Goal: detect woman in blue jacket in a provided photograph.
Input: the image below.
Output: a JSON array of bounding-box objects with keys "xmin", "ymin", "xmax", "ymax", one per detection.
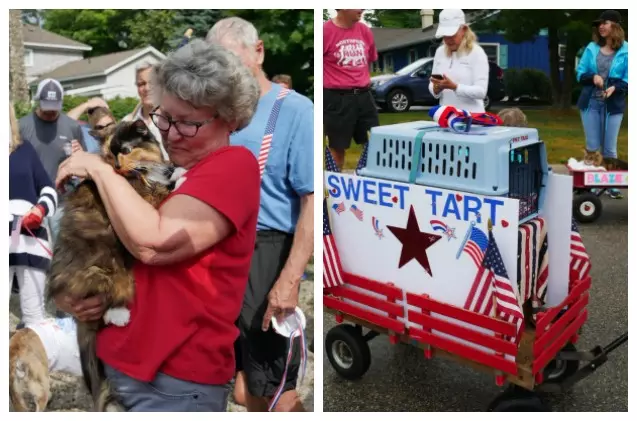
[{"xmin": 576, "ymin": 10, "xmax": 628, "ymax": 199}]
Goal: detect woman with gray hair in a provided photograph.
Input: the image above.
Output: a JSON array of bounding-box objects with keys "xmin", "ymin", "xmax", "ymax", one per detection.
[{"xmin": 51, "ymin": 39, "xmax": 261, "ymax": 412}]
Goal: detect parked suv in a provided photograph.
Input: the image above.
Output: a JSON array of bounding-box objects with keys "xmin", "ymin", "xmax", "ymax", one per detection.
[{"xmin": 371, "ymin": 57, "xmax": 506, "ymax": 112}]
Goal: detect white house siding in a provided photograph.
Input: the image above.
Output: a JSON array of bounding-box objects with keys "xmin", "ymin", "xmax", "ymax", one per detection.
[
  {"xmin": 26, "ymin": 48, "xmax": 84, "ymax": 83},
  {"xmin": 100, "ymin": 52, "xmax": 163, "ymax": 99}
]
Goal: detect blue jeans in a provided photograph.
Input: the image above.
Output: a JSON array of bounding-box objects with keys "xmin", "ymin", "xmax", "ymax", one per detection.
[
  {"xmin": 580, "ymin": 98, "xmax": 623, "ymax": 159},
  {"xmin": 104, "ymin": 364, "xmax": 230, "ymax": 412}
]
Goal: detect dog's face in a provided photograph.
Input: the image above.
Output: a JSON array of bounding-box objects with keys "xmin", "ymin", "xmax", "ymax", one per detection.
[
  {"xmin": 101, "ymin": 120, "xmax": 174, "ymax": 187},
  {"xmin": 583, "ymin": 149, "xmax": 603, "ymax": 166}
]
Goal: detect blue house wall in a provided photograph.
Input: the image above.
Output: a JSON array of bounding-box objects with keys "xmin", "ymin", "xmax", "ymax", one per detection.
[
  {"xmin": 477, "ymin": 33, "xmax": 550, "ymax": 74},
  {"xmin": 377, "ymin": 32, "xmax": 554, "ymax": 75}
]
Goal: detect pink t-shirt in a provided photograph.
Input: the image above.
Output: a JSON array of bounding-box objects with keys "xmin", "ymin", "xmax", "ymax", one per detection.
[{"xmin": 323, "ymin": 19, "xmax": 378, "ymax": 89}]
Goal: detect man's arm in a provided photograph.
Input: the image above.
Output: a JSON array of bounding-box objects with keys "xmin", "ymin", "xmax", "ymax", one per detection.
[
  {"xmin": 279, "ymin": 193, "xmax": 314, "ymax": 283},
  {"xmin": 261, "ymin": 100, "xmax": 314, "ymax": 329}
]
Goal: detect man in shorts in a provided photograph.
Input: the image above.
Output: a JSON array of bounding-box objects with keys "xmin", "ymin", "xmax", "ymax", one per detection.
[
  {"xmin": 207, "ymin": 17, "xmax": 314, "ymax": 412},
  {"xmin": 324, "ymin": 9, "xmax": 379, "ymax": 170}
]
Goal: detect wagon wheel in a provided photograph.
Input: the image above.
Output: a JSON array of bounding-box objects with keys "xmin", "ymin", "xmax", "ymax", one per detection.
[
  {"xmin": 542, "ymin": 342, "xmax": 580, "ymax": 384},
  {"xmin": 487, "ymin": 385, "xmax": 550, "ymax": 412},
  {"xmin": 325, "ymin": 324, "xmax": 372, "ymax": 380},
  {"xmin": 573, "ymin": 192, "xmax": 602, "ymax": 223}
]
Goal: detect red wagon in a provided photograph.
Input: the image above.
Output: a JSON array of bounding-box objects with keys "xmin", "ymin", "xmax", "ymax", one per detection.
[
  {"xmin": 324, "ymin": 270, "xmax": 626, "ymax": 411},
  {"xmin": 566, "ymin": 160, "xmax": 628, "ymax": 223}
]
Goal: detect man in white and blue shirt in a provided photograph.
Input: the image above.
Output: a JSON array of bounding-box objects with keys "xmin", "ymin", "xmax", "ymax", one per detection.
[{"xmin": 207, "ymin": 17, "xmax": 314, "ymax": 412}]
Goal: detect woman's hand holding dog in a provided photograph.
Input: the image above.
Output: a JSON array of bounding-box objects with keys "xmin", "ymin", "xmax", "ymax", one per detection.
[{"xmin": 55, "ymin": 293, "xmax": 107, "ymax": 322}]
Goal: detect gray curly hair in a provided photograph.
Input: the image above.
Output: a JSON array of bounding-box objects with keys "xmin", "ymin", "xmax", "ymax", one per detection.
[{"xmin": 151, "ymin": 39, "xmax": 259, "ymax": 130}]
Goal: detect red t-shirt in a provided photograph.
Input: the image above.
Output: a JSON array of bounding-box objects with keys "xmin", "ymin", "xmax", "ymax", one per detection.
[
  {"xmin": 96, "ymin": 146, "xmax": 260, "ymax": 385},
  {"xmin": 323, "ymin": 19, "xmax": 378, "ymax": 89}
]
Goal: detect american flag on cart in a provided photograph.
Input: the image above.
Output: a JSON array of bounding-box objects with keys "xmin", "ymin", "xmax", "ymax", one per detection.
[
  {"xmin": 570, "ymin": 218, "xmax": 591, "ymax": 289},
  {"xmin": 324, "ymin": 147, "xmax": 345, "ymax": 289},
  {"xmin": 464, "ymin": 230, "xmax": 524, "ymax": 342},
  {"xmin": 517, "ymin": 218, "xmax": 549, "ymax": 310}
]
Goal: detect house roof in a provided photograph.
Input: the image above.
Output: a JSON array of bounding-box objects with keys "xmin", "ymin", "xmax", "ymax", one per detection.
[
  {"xmin": 23, "ymin": 24, "xmax": 92, "ymax": 51},
  {"xmin": 373, "ymin": 26, "xmax": 437, "ymax": 53},
  {"xmin": 31, "ymin": 46, "xmax": 166, "ymax": 85},
  {"xmin": 374, "ymin": 10, "xmax": 501, "ymax": 53}
]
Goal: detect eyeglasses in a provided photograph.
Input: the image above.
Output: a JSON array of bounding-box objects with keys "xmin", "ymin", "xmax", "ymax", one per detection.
[
  {"xmin": 94, "ymin": 122, "xmax": 114, "ymax": 131},
  {"xmin": 149, "ymin": 107, "xmax": 218, "ymax": 138}
]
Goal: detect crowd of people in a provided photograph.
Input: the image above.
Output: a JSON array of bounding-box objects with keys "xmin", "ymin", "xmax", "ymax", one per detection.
[{"xmin": 9, "ymin": 16, "xmax": 313, "ymax": 412}]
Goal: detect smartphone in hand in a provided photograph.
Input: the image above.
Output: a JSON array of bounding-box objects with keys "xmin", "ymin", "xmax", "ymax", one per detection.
[{"xmin": 431, "ymin": 74, "xmax": 444, "ymax": 80}]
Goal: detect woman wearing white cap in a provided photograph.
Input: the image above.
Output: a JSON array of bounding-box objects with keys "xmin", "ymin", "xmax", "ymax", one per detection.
[{"xmin": 429, "ymin": 9, "xmax": 489, "ymax": 113}]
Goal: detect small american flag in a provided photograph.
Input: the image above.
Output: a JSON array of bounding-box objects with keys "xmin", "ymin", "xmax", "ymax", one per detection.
[
  {"xmin": 461, "ymin": 225, "xmax": 489, "ymax": 268},
  {"xmin": 324, "ymin": 199, "xmax": 345, "ymax": 289},
  {"xmin": 356, "ymin": 142, "xmax": 369, "ymax": 174},
  {"xmin": 464, "ymin": 230, "xmax": 524, "ymax": 342},
  {"xmin": 332, "ymin": 202, "xmax": 345, "ymax": 215},
  {"xmin": 350, "ymin": 204, "xmax": 364, "ymax": 221},
  {"xmin": 325, "ymin": 146, "xmax": 339, "ymax": 173},
  {"xmin": 517, "ymin": 218, "xmax": 549, "ymax": 309},
  {"xmin": 570, "ymin": 218, "xmax": 591, "ymax": 288},
  {"xmin": 257, "ymin": 88, "xmax": 289, "ymax": 178}
]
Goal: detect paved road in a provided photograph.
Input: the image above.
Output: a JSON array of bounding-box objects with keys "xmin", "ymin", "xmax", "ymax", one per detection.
[{"xmin": 323, "ymin": 182, "xmax": 628, "ymax": 412}]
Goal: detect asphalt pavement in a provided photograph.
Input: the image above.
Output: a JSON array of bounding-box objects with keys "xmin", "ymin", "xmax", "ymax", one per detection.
[{"xmin": 323, "ymin": 179, "xmax": 628, "ymax": 412}]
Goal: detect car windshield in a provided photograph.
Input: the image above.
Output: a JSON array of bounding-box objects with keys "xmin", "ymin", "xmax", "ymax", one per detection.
[{"xmin": 395, "ymin": 58, "xmax": 432, "ymax": 76}]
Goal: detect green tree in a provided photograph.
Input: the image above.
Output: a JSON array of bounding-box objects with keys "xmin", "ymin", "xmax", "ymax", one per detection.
[
  {"xmin": 365, "ymin": 9, "xmax": 423, "ymax": 28},
  {"xmin": 171, "ymin": 9, "xmax": 224, "ymax": 45},
  {"xmin": 37, "ymin": 9, "xmax": 315, "ymax": 98},
  {"xmin": 42, "ymin": 9, "xmax": 140, "ymax": 56},
  {"xmin": 127, "ymin": 10, "xmax": 178, "ymax": 53},
  {"xmin": 223, "ymin": 9, "xmax": 314, "ymax": 98},
  {"xmin": 22, "ymin": 9, "xmax": 44, "ymax": 26}
]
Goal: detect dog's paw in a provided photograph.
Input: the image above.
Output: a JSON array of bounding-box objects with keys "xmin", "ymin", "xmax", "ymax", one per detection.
[{"xmin": 103, "ymin": 308, "xmax": 130, "ymax": 327}]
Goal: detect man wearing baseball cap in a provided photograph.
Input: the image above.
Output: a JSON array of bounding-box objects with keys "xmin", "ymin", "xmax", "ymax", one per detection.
[
  {"xmin": 20, "ymin": 78, "xmax": 85, "ymax": 182},
  {"xmin": 19, "ymin": 78, "xmax": 85, "ymax": 246}
]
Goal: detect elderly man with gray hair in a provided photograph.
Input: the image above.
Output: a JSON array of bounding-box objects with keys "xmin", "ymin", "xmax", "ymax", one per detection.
[
  {"xmin": 52, "ymin": 39, "xmax": 261, "ymax": 412},
  {"xmin": 207, "ymin": 17, "xmax": 314, "ymax": 413}
]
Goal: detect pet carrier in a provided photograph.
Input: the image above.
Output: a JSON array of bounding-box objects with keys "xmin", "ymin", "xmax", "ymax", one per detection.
[{"xmin": 357, "ymin": 121, "xmax": 549, "ymax": 223}]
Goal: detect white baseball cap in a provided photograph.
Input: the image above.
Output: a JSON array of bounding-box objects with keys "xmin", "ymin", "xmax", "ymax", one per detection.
[
  {"xmin": 35, "ymin": 78, "xmax": 64, "ymax": 111},
  {"xmin": 435, "ymin": 9, "xmax": 466, "ymax": 38}
]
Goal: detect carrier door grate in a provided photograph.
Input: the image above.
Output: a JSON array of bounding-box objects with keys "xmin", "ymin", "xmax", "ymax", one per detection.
[{"xmin": 509, "ymin": 145, "xmax": 542, "ymax": 220}]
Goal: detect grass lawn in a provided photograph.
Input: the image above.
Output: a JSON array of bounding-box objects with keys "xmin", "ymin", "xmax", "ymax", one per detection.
[{"xmin": 325, "ymin": 108, "xmax": 628, "ymax": 170}]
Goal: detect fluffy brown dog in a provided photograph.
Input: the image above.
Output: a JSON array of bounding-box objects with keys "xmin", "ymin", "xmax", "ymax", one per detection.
[
  {"xmin": 9, "ymin": 328, "xmax": 50, "ymax": 411},
  {"xmin": 45, "ymin": 119, "xmax": 175, "ymax": 411}
]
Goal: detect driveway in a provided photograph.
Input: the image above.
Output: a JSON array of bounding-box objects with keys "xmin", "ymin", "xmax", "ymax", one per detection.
[{"xmin": 323, "ymin": 174, "xmax": 628, "ymax": 412}]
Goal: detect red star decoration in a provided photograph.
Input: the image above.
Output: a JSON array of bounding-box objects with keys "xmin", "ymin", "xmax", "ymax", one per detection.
[{"xmin": 386, "ymin": 205, "xmax": 442, "ymax": 276}]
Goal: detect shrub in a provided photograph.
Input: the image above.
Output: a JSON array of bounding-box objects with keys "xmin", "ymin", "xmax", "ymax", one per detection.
[{"xmin": 504, "ymin": 68, "xmax": 552, "ymax": 102}]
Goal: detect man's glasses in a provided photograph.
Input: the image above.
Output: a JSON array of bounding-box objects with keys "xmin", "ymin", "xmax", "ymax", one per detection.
[{"xmin": 149, "ymin": 107, "xmax": 218, "ymax": 138}]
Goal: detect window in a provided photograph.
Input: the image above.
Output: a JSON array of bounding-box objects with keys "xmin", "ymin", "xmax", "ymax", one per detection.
[
  {"xmin": 428, "ymin": 43, "xmax": 439, "ymax": 57},
  {"xmin": 24, "ymin": 49, "xmax": 34, "ymax": 67},
  {"xmin": 481, "ymin": 43, "xmax": 500, "ymax": 65},
  {"xmin": 383, "ymin": 54, "xmax": 394, "ymax": 73},
  {"xmin": 559, "ymin": 44, "xmax": 566, "ymax": 71},
  {"xmin": 408, "ymin": 49, "xmax": 418, "ymax": 64}
]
